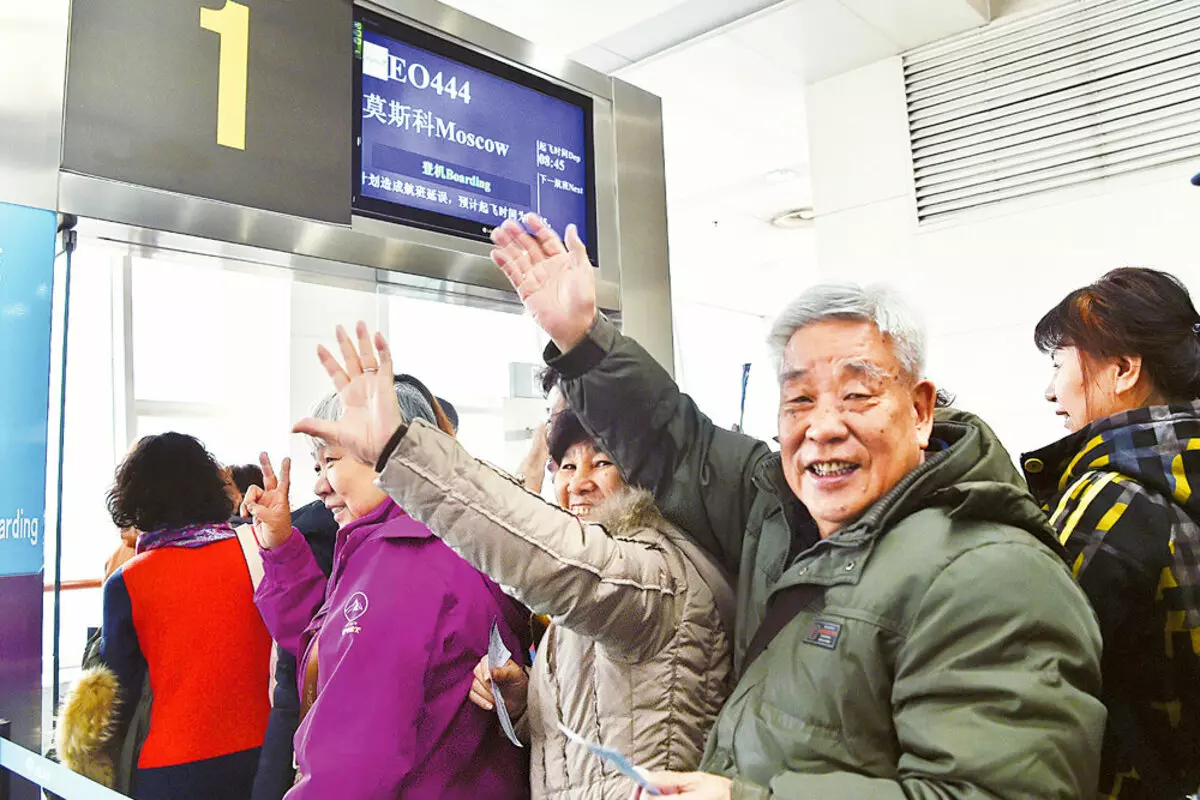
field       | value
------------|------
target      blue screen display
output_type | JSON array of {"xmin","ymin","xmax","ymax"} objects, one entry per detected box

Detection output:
[{"xmin": 355, "ymin": 16, "xmax": 593, "ymax": 254}]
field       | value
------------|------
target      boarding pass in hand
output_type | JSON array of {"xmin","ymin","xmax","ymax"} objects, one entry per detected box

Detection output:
[{"xmin": 557, "ymin": 722, "xmax": 661, "ymax": 795}]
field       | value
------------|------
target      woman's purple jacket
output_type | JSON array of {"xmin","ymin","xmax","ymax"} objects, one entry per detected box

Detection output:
[{"xmin": 255, "ymin": 497, "xmax": 531, "ymax": 799}]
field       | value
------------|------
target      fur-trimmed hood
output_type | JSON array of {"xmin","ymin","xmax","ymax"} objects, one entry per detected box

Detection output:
[
  {"xmin": 56, "ymin": 666, "xmax": 121, "ymax": 788},
  {"xmin": 590, "ymin": 486, "xmax": 673, "ymax": 539}
]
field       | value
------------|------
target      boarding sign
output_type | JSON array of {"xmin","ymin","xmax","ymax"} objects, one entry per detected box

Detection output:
[
  {"xmin": 354, "ymin": 11, "xmax": 593, "ymax": 249},
  {"xmin": 0, "ymin": 203, "xmax": 55, "ymax": 577}
]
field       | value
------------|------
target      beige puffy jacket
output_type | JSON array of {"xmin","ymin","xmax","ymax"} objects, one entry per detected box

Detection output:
[{"xmin": 377, "ymin": 419, "xmax": 735, "ymax": 799}]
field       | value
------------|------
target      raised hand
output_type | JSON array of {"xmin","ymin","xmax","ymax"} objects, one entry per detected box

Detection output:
[
  {"xmin": 518, "ymin": 421, "xmax": 550, "ymax": 493},
  {"xmin": 241, "ymin": 452, "xmax": 293, "ymax": 550},
  {"xmin": 292, "ymin": 322, "xmax": 405, "ymax": 468},
  {"xmin": 490, "ymin": 215, "xmax": 597, "ymax": 352}
]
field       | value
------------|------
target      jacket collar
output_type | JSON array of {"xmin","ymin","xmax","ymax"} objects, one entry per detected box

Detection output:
[
  {"xmin": 337, "ymin": 498, "xmax": 528, "ymax": 654},
  {"xmin": 753, "ymin": 454, "xmax": 822, "ymax": 552},
  {"xmin": 591, "ymin": 487, "xmax": 669, "ymax": 537},
  {"xmin": 1022, "ymin": 400, "xmax": 1200, "ymax": 510},
  {"xmin": 338, "ymin": 496, "xmax": 426, "ymax": 540},
  {"xmin": 1021, "ymin": 425, "xmax": 1097, "ymax": 505}
]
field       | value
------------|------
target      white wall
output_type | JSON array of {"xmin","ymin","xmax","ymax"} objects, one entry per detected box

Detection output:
[
  {"xmin": 672, "ymin": 301, "xmax": 781, "ymax": 444},
  {"xmin": 288, "ymin": 279, "xmax": 388, "ymax": 504},
  {"xmin": 805, "ymin": 56, "xmax": 1200, "ymax": 460},
  {"xmin": 384, "ymin": 293, "xmax": 547, "ymax": 471}
]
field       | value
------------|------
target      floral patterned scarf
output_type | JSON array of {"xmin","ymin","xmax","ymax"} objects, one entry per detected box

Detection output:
[{"xmin": 136, "ymin": 521, "xmax": 237, "ymax": 554}]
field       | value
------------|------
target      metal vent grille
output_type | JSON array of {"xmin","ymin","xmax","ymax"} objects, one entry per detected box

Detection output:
[{"xmin": 904, "ymin": 0, "xmax": 1200, "ymax": 222}]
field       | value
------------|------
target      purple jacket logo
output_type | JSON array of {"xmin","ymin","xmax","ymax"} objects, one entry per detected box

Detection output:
[{"xmin": 342, "ymin": 591, "xmax": 369, "ymax": 635}]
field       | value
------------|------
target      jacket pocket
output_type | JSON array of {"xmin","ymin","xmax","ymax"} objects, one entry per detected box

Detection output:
[{"xmin": 731, "ymin": 697, "xmax": 849, "ymax": 786}]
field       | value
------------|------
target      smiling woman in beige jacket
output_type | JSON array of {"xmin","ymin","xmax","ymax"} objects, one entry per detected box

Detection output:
[
  {"xmin": 295, "ymin": 323, "xmax": 734, "ymax": 800},
  {"xmin": 381, "ymin": 409, "xmax": 734, "ymax": 799}
]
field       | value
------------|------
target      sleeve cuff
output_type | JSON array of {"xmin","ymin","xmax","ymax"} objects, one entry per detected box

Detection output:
[
  {"xmin": 543, "ymin": 314, "xmax": 618, "ymax": 379},
  {"xmin": 261, "ymin": 527, "xmax": 311, "ymax": 566},
  {"xmin": 374, "ymin": 423, "xmax": 410, "ymax": 473}
]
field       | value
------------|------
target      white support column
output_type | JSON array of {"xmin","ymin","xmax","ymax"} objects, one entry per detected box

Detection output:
[{"xmin": 112, "ymin": 254, "xmax": 137, "ymax": 452}]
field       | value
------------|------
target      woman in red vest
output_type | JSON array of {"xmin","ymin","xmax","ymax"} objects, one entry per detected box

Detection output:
[{"xmin": 101, "ymin": 432, "xmax": 272, "ymax": 799}]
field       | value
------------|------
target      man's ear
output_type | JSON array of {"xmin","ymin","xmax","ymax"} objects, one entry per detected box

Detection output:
[{"xmin": 913, "ymin": 380, "xmax": 937, "ymax": 448}]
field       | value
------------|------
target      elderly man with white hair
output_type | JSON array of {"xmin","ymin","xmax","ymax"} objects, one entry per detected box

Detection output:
[{"xmin": 477, "ymin": 216, "xmax": 1106, "ymax": 799}]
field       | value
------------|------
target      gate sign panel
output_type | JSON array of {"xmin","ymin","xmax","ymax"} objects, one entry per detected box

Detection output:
[
  {"xmin": 63, "ymin": 0, "xmax": 353, "ymax": 224},
  {"xmin": 0, "ymin": 203, "xmax": 55, "ymax": 578}
]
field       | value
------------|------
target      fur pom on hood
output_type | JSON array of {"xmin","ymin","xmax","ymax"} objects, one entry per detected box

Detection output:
[
  {"xmin": 56, "ymin": 666, "xmax": 120, "ymax": 788},
  {"xmin": 590, "ymin": 487, "xmax": 672, "ymax": 538}
]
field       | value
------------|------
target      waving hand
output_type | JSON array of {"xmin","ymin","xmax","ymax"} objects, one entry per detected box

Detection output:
[
  {"xmin": 490, "ymin": 215, "xmax": 597, "ymax": 352},
  {"xmin": 292, "ymin": 321, "xmax": 405, "ymax": 468}
]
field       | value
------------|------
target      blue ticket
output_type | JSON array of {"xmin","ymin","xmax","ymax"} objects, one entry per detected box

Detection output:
[{"xmin": 557, "ymin": 722, "xmax": 661, "ymax": 795}]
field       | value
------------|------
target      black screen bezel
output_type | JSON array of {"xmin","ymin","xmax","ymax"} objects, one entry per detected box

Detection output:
[{"xmin": 352, "ymin": 7, "xmax": 599, "ymax": 265}]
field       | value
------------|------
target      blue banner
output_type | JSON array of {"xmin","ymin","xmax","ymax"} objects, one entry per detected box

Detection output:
[
  {"xmin": 0, "ymin": 203, "xmax": 56, "ymax": 578},
  {"xmin": 738, "ymin": 363, "xmax": 752, "ymax": 431}
]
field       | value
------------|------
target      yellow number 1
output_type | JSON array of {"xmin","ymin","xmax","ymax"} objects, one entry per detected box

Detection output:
[{"xmin": 200, "ymin": 0, "xmax": 249, "ymax": 150}]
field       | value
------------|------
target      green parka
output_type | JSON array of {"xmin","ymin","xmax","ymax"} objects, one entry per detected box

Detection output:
[{"xmin": 548, "ymin": 314, "xmax": 1106, "ymax": 799}]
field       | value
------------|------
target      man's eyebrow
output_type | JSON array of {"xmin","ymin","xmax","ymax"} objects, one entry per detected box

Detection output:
[
  {"xmin": 779, "ymin": 360, "xmax": 893, "ymax": 384},
  {"xmin": 840, "ymin": 358, "xmax": 892, "ymax": 382}
]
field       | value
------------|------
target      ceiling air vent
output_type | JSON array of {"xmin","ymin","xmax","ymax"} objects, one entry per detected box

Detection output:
[{"xmin": 904, "ymin": 0, "xmax": 1200, "ymax": 223}]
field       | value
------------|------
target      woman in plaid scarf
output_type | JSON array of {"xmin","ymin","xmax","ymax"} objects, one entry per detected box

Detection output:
[{"xmin": 1022, "ymin": 267, "xmax": 1200, "ymax": 800}]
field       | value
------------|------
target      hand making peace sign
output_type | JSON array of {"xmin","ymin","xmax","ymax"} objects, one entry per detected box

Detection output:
[{"xmin": 241, "ymin": 452, "xmax": 293, "ymax": 550}]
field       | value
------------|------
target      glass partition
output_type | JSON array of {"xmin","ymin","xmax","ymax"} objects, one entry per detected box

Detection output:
[
  {"xmin": 384, "ymin": 292, "xmax": 547, "ymax": 470},
  {"xmin": 43, "ymin": 233, "xmax": 550, "ymax": 739}
]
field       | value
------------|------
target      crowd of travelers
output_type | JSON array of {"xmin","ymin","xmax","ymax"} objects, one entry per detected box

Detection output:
[{"xmin": 54, "ymin": 213, "xmax": 1200, "ymax": 800}]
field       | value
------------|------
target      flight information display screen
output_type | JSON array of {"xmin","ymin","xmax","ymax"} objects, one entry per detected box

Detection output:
[{"xmin": 352, "ymin": 10, "xmax": 597, "ymax": 262}]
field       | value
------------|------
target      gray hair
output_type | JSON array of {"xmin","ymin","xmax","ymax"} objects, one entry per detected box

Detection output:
[
  {"xmin": 767, "ymin": 282, "xmax": 927, "ymax": 381},
  {"xmin": 306, "ymin": 380, "xmax": 438, "ymax": 457}
]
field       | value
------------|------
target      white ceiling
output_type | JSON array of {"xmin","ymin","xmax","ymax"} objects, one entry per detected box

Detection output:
[
  {"xmin": 438, "ymin": 0, "xmax": 1018, "ymax": 315},
  {"xmin": 435, "ymin": 0, "xmax": 696, "ymax": 55},
  {"xmin": 616, "ymin": 9, "xmax": 815, "ymax": 314}
]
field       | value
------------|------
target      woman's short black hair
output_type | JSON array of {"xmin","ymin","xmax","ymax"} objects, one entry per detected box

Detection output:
[
  {"xmin": 107, "ymin": 432, "xmax": 233, "ymax": 532},
  {"xmin": 436, "ymin": 397, "xmax": 459, "ymax": 432},
  {"xmin": 1035, "ymin": 267, "xmax": 1200, "ymax": 402},
  {"xmin": 547, "ymin": 410, "xmax": 595, "ymax": 465},
  {"xmin": 230, "ymin": 463, "xmax": 264, "ymax": 496}
]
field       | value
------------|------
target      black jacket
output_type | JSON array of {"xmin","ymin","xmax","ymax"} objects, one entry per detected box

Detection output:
[
  {"xmin": 250, "ymin": 500, "xmax": 337, "ymax": 800},
  {"xmin": 1023, "ymin": 402, "xmax": 1200, "ymax": 799}
]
